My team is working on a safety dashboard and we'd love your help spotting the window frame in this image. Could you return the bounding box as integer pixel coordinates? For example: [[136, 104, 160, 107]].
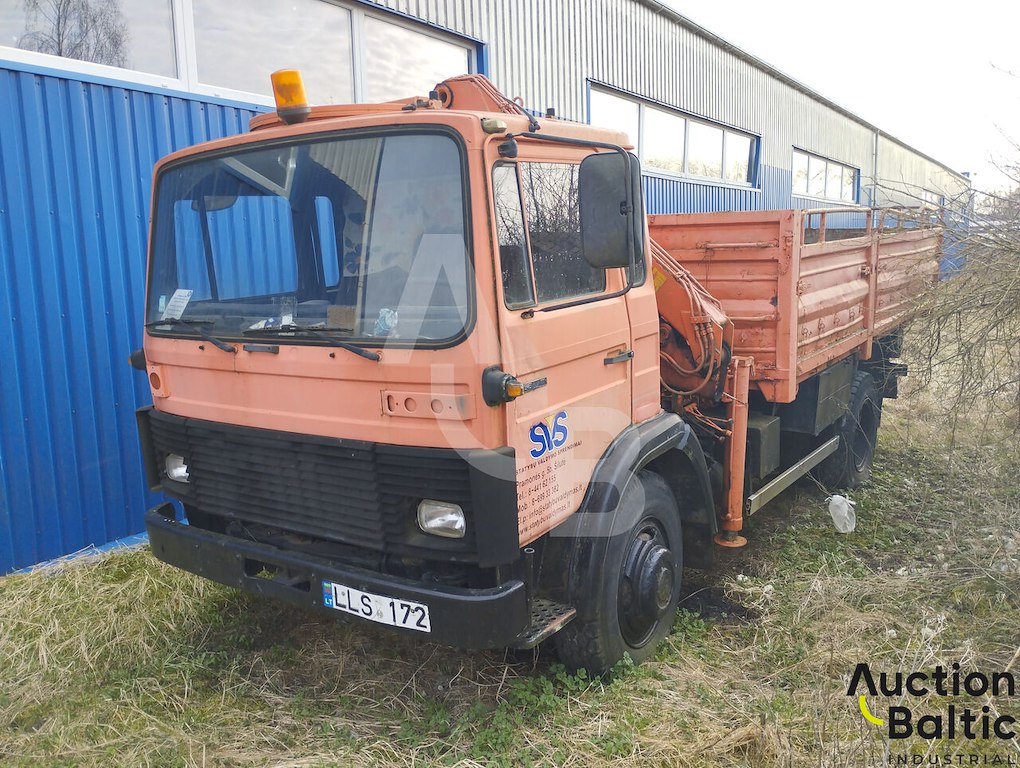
[[587, 83, 760, 188], [0, 0, 479, 107], [792, 148, 859, 204], [491, 161, 538, 310]]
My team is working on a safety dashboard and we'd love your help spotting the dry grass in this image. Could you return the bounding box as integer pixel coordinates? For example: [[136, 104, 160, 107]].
[[1, 387, 1018, 767]]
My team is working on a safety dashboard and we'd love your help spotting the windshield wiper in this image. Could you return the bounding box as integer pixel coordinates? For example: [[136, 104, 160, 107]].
[[145, 318, 236, 354], [243, 325, 381, 362]]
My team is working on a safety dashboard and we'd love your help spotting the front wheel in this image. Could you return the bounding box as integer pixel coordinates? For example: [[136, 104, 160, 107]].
[[554, 471, 683, 675]]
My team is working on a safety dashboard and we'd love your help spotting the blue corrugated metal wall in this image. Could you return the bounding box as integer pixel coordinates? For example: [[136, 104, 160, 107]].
[[0, 61, 265, 573], [642, 165, 793, 214]]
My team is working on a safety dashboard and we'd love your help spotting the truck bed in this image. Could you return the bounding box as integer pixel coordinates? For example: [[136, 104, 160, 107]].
[[648, 208, 940, 403]]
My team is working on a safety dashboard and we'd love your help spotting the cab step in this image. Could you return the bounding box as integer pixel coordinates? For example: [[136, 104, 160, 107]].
[[511, 598, 577, 649]]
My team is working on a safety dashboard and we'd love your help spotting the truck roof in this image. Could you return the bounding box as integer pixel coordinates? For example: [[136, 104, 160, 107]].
[[153, 74, 633, 172]]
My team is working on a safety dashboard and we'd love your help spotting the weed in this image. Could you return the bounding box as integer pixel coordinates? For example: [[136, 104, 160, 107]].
[[0, 386, 1017, 766]]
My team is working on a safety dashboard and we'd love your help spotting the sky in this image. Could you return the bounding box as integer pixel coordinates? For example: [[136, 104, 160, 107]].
[[662, 1, 1020, 193]]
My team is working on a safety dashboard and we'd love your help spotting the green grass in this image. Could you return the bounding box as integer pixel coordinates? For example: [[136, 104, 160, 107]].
[[1, 389, 1018, 767]]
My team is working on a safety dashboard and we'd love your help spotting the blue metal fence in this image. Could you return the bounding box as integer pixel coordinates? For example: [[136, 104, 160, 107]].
[[0, 60, 264, 573]]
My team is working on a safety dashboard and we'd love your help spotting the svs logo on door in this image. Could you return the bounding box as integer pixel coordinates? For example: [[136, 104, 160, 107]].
[[529, 411, 569, 458]]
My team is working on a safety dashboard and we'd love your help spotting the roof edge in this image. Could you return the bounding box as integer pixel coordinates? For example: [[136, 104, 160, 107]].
[[634, 0, 969, 185]]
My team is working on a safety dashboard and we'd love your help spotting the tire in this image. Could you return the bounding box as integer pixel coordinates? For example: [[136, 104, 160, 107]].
[[554, 471, 683, 675], [814, 371, 883, 490]]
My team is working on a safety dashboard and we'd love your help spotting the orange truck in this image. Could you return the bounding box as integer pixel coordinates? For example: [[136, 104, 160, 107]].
[[134, 73, 939, 672]]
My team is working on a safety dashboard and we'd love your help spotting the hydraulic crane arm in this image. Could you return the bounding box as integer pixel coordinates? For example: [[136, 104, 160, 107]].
[[650, 238, 733, 401]]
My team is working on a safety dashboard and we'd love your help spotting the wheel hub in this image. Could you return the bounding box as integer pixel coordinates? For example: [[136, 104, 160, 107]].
[[619, 526, 676, 647]]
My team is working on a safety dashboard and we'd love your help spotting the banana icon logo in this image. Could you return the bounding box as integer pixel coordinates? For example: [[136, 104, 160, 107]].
[[859, 696, 885, 726]]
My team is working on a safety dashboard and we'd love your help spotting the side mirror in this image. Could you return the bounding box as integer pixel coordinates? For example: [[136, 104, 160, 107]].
[[578, 151, 642, 270], [128, 348, 147, 371]]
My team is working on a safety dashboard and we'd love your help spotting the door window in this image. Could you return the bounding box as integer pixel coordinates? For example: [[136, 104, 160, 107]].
[[492, 161, 607, 309]]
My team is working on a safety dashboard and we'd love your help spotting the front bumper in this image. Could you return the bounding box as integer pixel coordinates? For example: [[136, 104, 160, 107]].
[[146, 504, 530, 648]]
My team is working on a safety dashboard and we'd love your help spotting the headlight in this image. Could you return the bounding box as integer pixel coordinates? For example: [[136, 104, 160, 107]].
[[165, 454, 190, 483], [416, 500, 465, 539]]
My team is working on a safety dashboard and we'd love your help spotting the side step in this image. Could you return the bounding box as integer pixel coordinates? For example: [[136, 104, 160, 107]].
[[510, 598, 577, 649]]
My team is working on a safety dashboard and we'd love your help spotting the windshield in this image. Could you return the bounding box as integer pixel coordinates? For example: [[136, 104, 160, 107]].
[[146, 130, 471, 346]]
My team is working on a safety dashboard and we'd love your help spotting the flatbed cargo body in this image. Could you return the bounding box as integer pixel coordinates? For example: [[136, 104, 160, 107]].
[[648, 209, 939, 402]]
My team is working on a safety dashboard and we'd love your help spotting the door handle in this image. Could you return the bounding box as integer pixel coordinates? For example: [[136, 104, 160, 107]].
[[603, 349, 634, 365], [520, 377, 548, 393]]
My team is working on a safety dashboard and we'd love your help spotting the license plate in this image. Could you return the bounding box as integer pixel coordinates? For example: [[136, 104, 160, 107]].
[[321, 580, 431, 633]]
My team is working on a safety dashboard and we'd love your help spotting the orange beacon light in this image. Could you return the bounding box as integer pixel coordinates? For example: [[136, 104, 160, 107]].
[[270, 69, 311, 124]]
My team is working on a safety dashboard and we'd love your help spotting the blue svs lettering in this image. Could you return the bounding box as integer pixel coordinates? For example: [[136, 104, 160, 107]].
[[529, 411, 569, 458]]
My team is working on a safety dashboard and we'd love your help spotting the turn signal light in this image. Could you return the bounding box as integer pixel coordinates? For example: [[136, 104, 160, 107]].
[[270, 69, 311, 124]]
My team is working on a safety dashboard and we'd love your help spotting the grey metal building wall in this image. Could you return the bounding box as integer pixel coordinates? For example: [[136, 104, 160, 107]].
[[876, 135, 971, 206], [374, 0, 965, 210]]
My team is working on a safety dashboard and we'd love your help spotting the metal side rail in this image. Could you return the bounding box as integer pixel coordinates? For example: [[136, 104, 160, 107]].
[[745, 436, 840, 515]]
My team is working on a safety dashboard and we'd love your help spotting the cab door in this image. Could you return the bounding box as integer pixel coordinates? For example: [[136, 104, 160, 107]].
[[490, 158, 634, 546]]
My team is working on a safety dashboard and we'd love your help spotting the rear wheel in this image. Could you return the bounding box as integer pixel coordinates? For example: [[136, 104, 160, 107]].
[[554, 471, 683, 675], [815, 371, 883, 489]]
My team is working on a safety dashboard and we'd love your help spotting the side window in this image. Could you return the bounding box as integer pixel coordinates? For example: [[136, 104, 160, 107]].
[[520, 162, 606, 303], [492, 164, 535, 308]]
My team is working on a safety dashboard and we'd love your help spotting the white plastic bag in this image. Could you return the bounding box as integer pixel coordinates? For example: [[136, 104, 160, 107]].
[[826, 494, 856, 533]]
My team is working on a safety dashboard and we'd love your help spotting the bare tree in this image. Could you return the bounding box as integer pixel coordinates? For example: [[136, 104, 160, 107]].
[[19, 0, 127, 68], [896, 167, 1020, 430]]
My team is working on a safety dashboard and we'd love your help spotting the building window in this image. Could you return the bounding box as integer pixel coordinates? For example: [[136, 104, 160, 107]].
[[686, 121, 723, 178], [589, 89, 640, 158], [0, 0, 177, 77], [588, 85, 757, 185], [643, 105, 685, 174], [362, 16, 470, 102], [725, 131, 753, 184], [792, 149, 857, 203], [808, 154, 826, 197], [0, 1, 475, 106], [194, 0, 354, 103]]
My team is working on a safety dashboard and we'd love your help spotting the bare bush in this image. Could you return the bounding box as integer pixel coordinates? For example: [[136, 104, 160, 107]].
[[883, 174, 1020, 433]]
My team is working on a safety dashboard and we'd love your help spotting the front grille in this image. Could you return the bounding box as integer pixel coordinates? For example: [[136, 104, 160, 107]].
[[147, 410, 475, 554]]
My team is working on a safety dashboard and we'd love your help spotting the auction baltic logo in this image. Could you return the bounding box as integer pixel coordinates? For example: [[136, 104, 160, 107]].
[[849, 662, 1017, 763]]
